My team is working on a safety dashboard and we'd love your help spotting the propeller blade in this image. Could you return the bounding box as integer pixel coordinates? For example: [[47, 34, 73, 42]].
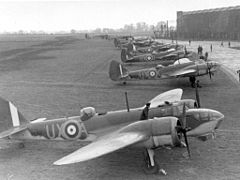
[[183, 130, 191, 158], [182, 103, 186, 128], [195, 83, 201, 108], [181, 103, 191, 158]]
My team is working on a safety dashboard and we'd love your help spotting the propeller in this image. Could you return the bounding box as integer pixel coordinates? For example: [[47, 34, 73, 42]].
[[176, 103, 191, 158], [195, 81, 201, 108]]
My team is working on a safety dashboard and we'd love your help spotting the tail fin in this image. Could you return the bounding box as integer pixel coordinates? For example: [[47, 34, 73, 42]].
[[109, 60, 128, 81], [0, 97, 28, 137]]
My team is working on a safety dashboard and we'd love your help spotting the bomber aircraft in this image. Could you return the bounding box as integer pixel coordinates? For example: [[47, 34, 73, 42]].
[[114, 35, 133, 48], [115, 36, 162, 50], [125, 42, 182, 55], [109, 58, 220, 87], [121, 47, 198, 66], [0, 89, 224, 174]]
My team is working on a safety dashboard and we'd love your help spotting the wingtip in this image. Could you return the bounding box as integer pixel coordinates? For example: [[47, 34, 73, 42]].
[[53, 158, 68, 166], [53, 154, 86, 166], [53, 161, 61, 166]]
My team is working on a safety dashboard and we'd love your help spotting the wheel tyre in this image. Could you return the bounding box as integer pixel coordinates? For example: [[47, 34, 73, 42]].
[[142, 158, 159, 174]]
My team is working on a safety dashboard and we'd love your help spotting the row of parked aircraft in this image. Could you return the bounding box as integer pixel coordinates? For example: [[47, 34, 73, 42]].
[[107, 35, 223, 173], [0, 35, 224, 175], [110, 35, 220, 88]]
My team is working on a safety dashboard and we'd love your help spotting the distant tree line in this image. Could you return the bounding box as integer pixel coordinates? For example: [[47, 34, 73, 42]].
[[1, 21, 176, 36], [91, 21, 175, 34]]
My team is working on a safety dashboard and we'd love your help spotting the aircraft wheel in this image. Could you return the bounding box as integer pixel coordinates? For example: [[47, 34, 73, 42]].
[[142, 150, 159, 174]]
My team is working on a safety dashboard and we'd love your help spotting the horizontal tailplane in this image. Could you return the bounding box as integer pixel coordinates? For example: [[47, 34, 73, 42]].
[[0, 125, 27, 139]]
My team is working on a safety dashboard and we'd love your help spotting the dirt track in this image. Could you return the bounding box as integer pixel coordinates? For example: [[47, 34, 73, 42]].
[[0, 35, 240, 180]]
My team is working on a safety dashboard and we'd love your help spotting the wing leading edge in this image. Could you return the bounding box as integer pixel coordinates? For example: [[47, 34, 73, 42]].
[[168, 69, 196, 77]]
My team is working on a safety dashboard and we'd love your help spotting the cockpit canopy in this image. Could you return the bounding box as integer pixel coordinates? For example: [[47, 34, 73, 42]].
[[80, 107, 96, 121], [156, 64, 164, 69], [173, 58, 191, 65]]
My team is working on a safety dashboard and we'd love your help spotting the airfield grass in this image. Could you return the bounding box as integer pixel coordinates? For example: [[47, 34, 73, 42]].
[[0, 35, 240, 179]]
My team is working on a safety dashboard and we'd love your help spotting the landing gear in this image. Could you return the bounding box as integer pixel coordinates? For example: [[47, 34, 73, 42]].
[[195, 80, 202, 88], [142, 148, 159, 174]]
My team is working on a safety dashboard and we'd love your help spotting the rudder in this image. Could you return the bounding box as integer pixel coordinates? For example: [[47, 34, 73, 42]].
[[0, 97, 28, 133], [109, 60, 128, 81], [121, 49, 128, 62]]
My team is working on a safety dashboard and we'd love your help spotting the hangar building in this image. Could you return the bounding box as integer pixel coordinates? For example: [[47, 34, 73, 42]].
[[177, 6, 240, 40]]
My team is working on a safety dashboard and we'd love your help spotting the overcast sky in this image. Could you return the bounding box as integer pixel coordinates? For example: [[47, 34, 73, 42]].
[[0, 0, 239, 32]]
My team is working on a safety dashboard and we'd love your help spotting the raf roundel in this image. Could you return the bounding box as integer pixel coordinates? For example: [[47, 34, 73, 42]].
[[149, 70, 156, 78], [61, 120, 82, 140]]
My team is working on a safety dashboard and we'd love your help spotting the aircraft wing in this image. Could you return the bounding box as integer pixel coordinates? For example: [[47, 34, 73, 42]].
[[54, 131, 148, 165], [148, 88, 183, 108], [0, 125, 27, 139], [168, 69, 196, 77]]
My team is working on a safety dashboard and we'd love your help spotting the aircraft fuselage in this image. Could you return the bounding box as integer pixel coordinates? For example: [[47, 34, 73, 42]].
[[14, 99, 223, 142]]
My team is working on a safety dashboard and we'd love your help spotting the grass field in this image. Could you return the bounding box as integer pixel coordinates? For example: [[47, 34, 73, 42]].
[[0, 35, 240, 180]]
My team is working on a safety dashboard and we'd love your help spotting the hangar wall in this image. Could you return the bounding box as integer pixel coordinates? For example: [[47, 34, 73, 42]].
[[177, 6, 240, 40]]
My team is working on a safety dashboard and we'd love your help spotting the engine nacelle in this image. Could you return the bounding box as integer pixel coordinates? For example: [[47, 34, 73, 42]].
[[141, 117, 181, 148], [80, 107, 96, 121]]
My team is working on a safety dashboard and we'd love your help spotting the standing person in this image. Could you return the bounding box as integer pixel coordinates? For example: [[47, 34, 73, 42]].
[[140, 103, 151, 120], [205, 52, 208, 61], [228, 41, 231, 47], [199, 46, 203, 55], [221, 41, 223, 47], [197, 45, 200, 54], [189, 39, 191, 46], [210, 44, 213, 52]]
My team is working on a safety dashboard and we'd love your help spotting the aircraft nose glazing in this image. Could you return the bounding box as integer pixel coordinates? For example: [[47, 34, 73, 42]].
[[209, 109, 224, 129], [187, 109, 224, 122], [209, 109, 224, 119], [186, 109, 224, 137]]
